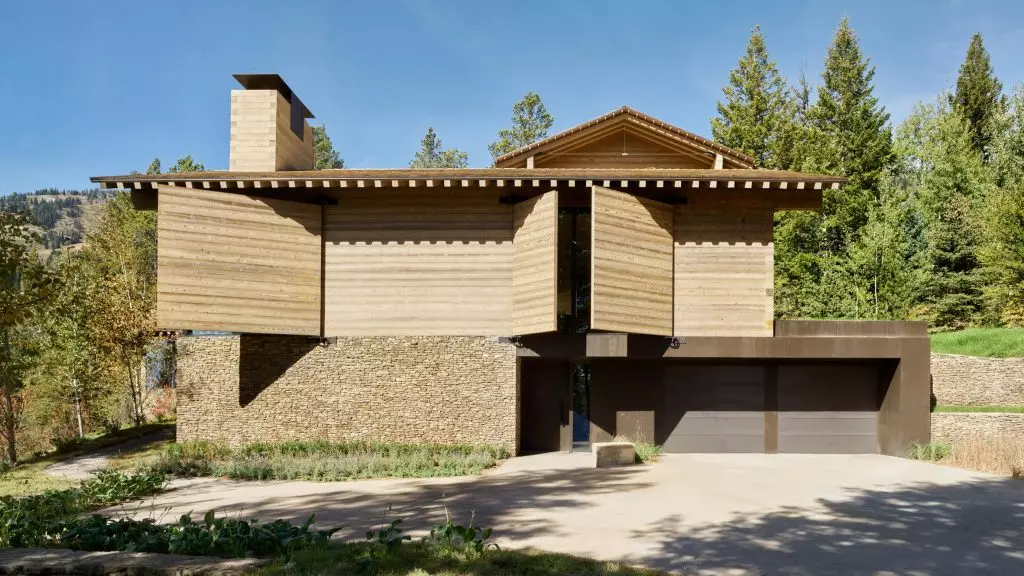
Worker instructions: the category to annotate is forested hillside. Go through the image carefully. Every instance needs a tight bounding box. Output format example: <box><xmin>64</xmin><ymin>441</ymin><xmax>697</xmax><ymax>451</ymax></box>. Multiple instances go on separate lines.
<box><xmin>0</xmin><ymin>189</ymin><xmax>114</xmax><ymax>249</ymax></box>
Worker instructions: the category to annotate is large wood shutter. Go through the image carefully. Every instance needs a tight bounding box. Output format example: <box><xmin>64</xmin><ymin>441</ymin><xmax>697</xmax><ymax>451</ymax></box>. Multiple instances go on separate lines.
<box><xmin>590</xmin><ymin>186</ymin><xmax>673</xmax><ymax>335</ymax></box>
<box><xmin>156</xmin><ymin>185</ymin><xmax>322</xmax><ymax>336</ymax></box>
<box><xmin>512</xmin><ymin>190</ymin><xmax>558</xmax><ymax>335</ymax></box>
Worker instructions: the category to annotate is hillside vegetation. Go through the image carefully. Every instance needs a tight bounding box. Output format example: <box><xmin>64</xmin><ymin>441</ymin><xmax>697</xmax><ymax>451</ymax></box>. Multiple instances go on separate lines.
<box><xmin>930</xmin><ymin>328</ymin><xmax>1024</xmax><ymax>358</ymax></box>
<box><xmin>0</xmin><ymin>189</ymin><xmax>113</xmax><ymax>250</ymax></box>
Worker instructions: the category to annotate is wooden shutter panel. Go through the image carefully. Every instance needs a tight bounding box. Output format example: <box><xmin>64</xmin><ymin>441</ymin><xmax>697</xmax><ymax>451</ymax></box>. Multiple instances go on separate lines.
<box><xmin>512</xmin><ymin>190</ymin><xmax>558</xmax><ymax>335</ymax></box>
<box><xmin>590</xmin><ymin>186</ymin><xmax>673</xmax><ymax>335</ymax></box>
<box><xmin>156</xmin><ymin>185</ymin><xmax>322</xmax><ymax>336</ymax></box>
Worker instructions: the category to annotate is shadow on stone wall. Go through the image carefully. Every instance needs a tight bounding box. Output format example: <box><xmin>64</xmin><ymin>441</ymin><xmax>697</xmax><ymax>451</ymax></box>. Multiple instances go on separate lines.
<box><xmin>238</xmin><ymin>335</ymin><xmax>318</xmax><ymax>407</ymax></box>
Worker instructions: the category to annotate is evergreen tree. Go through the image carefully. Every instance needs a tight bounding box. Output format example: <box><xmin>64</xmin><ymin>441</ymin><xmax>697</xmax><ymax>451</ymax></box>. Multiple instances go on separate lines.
<box><xmin>167</xmin><ymin>155</ymin><xmax>204</xmax><ymax>173</ymax></box>
<box><xmin>807</xmin><ymin>17</ymin><xmax>893</xmax><ymax>254</ymax></box>
<box><xmin>711</xmin><ymin>25</ymin><xmax>797</xmax><ymax>169</ymax></box>
<box><xmin>951</xmin><ymin>33</ymin><xmax>1006</xmax><ymax>160</ymax></box>
<box><xmin>993</xmin><ymin>84</ymin><xmax>1024</xmax><ymax>187</ymax></box>
<box><xmin>145</xmin><ymin>158</ymin><xmax>161</xmax><ymax>175</ymax></box>
<box><xmin>409</xmin><ymin>127</ymin><xmax>469</xmax><ymax>169</ymax></box>
<box><xmin>313</xmin><ymin>125</ymin><xmax>344</xmax><ymax>169</ymax></box>
<box><xmin>980</xmin><ymin>180</ymin><xmax>1024</xmax><ymax>326</ymax></box>
<box><xmin>488</xmin><ymin>92</ymin><xmax>554</xmax><ymax>161</ymax></box>
<box><xmin>906</xmin><ymin>100</ymin><xmax>991</xmax><ymax>329</ymax></box>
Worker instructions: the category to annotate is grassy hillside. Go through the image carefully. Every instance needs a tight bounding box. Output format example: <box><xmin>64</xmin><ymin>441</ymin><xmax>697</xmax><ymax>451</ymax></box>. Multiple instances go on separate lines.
<box><xmin>0</xmin><ymin>188</ymin><xmax>113</xmax><ymax>249</ymax></box>
<box><xmin>930</xmin><ymin>328</ymin><xmax>1024</xmax><ymax>358</ymax></box>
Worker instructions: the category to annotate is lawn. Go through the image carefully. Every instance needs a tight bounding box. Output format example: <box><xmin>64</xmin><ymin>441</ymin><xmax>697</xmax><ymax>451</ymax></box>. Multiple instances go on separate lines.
<box><xmin>258</xmin><ymin>542</ymin><xmax>667</xmax><ymax>576</ymax></box>
<box><xmin>930</xmin><ymin>327</ymin><xmax>1024</xmax><ymax>357</ymax></box>
<box><xmin>933</xmin><ymin>405</ymin><xmax>1024</xmax><ymax>413</ymax></box>
<box><xmin>136</xmin><ymin>440</ymin><xmax>510</xmax><ymax>481</ymax></box>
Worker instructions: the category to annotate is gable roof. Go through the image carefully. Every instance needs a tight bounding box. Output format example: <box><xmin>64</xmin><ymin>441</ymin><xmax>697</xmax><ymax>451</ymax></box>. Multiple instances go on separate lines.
<box><xmin>493</xmin><ymin>106</ymin><xmax>756</xmax><ymax>169</ymax></box>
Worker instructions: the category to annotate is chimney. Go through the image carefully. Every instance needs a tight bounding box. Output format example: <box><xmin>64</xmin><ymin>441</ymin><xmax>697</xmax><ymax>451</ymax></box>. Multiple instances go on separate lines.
<box><xmin>229</xmin><ymin>74</ymin><xmax>314</xmax><ymax>172</ymax></box>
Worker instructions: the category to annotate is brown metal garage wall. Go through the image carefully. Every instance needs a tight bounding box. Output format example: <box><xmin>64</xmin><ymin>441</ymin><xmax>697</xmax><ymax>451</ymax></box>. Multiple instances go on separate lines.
<box><xmin>519</xmin><ymin>359</ymin><xmax>571</xmax><ymax>453</ymax></box>
<box><xmin>580</xmin><ymin>359</ymin><xmax>886</xmax><ymax>454</ymax></box>
<box><xmin>661</xmin><ymin>364</ymin><xmax>766</xmax><ymax>453</ymax></box>
<box><xmin>777</xmin><ymin>364</ymin><xmax>881</xmax><ymax>454</ymax></box>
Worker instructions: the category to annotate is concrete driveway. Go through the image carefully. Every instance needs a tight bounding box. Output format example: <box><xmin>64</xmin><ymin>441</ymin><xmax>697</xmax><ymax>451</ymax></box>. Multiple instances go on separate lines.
<box><xmin>112</xmin><ymin>453</ymin><xmax>1024</xmax><ymax>575</ymax></box>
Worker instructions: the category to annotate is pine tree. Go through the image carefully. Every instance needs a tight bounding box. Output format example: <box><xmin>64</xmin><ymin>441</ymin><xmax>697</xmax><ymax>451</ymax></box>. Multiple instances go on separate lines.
<box><xmin>907</xmin><ymin>100</ymin><xmax>991</xmax><ymax>329</ymax></box>
<box><xmin>313</xmin><ymin>125</ymin><xmax>344</xmax><ymax>169</ymax></box>
<box><xmin>488</xmin><ymin>92</ymin><xmax>554</xmax><ymax>161</ymax></box>
<box><xmin>980</xmin><ymin>180</ymin><xmax>1024</xmax><ymax>325</ymax></box>
<box><xmin>951</xmin><ymin>33</ymin><xmax>1006</xmax><ymax>160</ymax></box>
<box><xmin>409</xmin><ymin>127</ymin><xmax>469</xmax><ymax>169</ymax></box>
<box><xmin>167</xmin><ymin>155</ymin><xmax>204</xmax><ymax>173</ymax></box>
<box><xmin>145</xmin><ymin>158</ymin><xmax>161</xmax><ymax>175</ymax></box>
<box><xmin>711</xmin><ymin>25</ymin><xmax>797</xmax><ymax>169</ymax></box>
<box><xmin>993</xmin><ymin>84</ymin><xmax>1024</xmax><ymax>187</ymax></box>
<box><xmin>807</xmin><ymin>17</ymin><xmax>893</xmax><ymax>254</ymax></box>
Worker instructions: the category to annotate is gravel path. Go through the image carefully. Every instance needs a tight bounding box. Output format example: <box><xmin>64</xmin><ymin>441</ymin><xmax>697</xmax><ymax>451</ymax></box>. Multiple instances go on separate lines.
<box><xmin>45</xmin><ymin>428</ymin><xmax>173</xmax><ymax>480</ymax></box>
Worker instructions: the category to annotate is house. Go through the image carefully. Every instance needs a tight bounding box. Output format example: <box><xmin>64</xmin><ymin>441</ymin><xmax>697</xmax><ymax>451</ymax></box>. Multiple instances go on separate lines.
<box><xmin>91</xmin><ymin>75</ymin><xmax>930</xmax><ymax>456</ymax></box>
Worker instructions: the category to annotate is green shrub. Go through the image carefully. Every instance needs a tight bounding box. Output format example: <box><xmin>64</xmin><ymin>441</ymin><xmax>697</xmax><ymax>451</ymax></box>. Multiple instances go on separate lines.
<box><xmin>633</xmin><ymin>442</ymin><xmax>663</xmax><ymax>464</ymax></box>
<box><xmin>147</xmin><ymin>441</ymin><xmax>509</xmax><ymax>482</ymax></box>
<box><xmin>0</xmin><ymin>470</ymin><xmax>166</xmax><ymax>548</ymax></box>
<box><xmin>58</xmin><ymin>510</ymin><xmax>341</xmax><ymax>559</ymax></box>
<box><xmin>422</xmin><ymin>510</ymin><xmax>498</xmax><ymax>556</ymax></box>
<box><xmin>907</xmin><ymin>441</ymin><xmax>952</xmax><ymax>461</ymax></box>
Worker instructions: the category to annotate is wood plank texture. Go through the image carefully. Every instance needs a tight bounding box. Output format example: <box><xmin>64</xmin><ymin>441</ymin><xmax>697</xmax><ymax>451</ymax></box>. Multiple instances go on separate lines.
<box><xmin>156</xmin><ymin>185</ymin><xmax>322</xmax><ymax>335</ymax></box>
<box><xmin>590</xmin><ymin>186</ymin><xmax>674</xmax><ymax>335</ymax></box>
<box><xmin>229</xmin><ymin>90</ymin><xmax>313</xmax><ymax>172</ymax></box>
<box><xmin>323</xmin><ymin>189</ymin><xmax>513</xmax><ymax>336</ymax></box>
<box><xmin>674</xmin><ymin>208</ymin><xmax>773</xmax><ymax>337</ymax></box>
<box><xmin>535</xmin><ymin>130</ymin><xmax>710</xmax><ymax>169</ymax></box>
<box><xmin>512</xmin><ymin>190</ymin><xmax>558</xmax><ymax>335</ymax></box>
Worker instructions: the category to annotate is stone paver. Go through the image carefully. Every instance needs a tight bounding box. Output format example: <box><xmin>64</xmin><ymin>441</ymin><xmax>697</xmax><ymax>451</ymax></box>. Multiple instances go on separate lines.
<box><xmin>112</xmin><ymin>454</ymin><xmax>1024</xmax><ymax>575</ymax></box>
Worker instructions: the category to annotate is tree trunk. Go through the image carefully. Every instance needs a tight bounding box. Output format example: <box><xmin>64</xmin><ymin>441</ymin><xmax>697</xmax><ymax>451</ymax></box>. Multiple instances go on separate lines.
<box><xmin>75</xmin><ymin>387</ymin><xmax>84</xmax><ymax>439</ymax></box>
<box><xmin>2</xmin><ymin>386</ymin><xmax>17</xmax><ymax>465</ymax></box>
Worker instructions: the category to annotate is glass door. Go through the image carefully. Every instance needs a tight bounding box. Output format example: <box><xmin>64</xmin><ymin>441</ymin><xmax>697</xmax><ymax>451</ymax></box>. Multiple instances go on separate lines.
<box><xmin>571</xmin><ymin>363</ymin><xmax>591</xmax><ymax>450</ymax></box>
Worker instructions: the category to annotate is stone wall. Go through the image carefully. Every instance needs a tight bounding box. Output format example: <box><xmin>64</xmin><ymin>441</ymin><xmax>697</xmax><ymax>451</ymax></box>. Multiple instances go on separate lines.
<box><xmin>176</xmin><ymin>335</ymin><xmax>519</xmax><ymax>451</ymax></box>
<box><xmin>931</xmin><ymin>412</ymin><xmax>1024</xmax><ymax>443</ymax></box>
<box><xmin>931</xmin><ymin>353</ymin><xmax>1024</xmax><ymax>406</ymax></box>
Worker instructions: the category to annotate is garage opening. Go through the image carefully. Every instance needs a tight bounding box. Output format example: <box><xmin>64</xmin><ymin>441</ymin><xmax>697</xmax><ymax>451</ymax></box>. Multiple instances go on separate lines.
<box><xmin>575</xmin><ymin>359</ymin><xmax>890</xmax><ymax>454</ymax></box>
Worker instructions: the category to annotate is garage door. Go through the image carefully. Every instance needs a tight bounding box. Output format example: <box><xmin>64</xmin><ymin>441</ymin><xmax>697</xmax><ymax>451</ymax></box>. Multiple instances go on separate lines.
<box><xmin>662</xmin><ymin>365</ymin><xmax>766</xmax><ymax>453</ymax></box>
<box><xmin>778</xmin><ymin>364</ymin><xmax>879</xmax><ymax>454</ymax></box>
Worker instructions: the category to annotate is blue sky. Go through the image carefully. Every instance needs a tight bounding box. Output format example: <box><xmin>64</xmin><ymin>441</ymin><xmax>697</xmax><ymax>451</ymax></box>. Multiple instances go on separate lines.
<box><xmin>1</xmin><ymin>0</ymin><xmax>1022</xmax><ymax>193</ymax></box>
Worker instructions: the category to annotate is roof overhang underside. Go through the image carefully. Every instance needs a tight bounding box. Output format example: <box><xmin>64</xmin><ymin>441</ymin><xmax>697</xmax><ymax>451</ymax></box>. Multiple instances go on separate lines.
<box><xmin>92</xmin><ymin>168</ymin><xmax>844</xmax><ymax>192</ymax></box>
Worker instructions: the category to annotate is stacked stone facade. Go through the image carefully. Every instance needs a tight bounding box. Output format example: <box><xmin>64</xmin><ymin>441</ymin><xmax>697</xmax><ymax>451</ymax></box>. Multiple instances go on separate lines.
<box><xmin>176</xmin><ymin>335</ymin><xmax>518</xmax><ymax>451</ymax></box>
<box><xmin>931</xmin><ymin>412</ymin><xmax>1024</xmax><ymax>443</ymax></box>
<box><xmin>931</xmin><ymin>353</ymin><xmax>1024</xmax><ymax>406</ymax></box>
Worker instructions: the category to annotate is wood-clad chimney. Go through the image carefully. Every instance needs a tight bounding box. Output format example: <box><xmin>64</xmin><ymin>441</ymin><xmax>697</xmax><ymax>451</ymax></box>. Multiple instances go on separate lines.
<box><xmin>229</xmin><ymin>74</ymin><xmax>315</xmax><ymax>172</ymax></box>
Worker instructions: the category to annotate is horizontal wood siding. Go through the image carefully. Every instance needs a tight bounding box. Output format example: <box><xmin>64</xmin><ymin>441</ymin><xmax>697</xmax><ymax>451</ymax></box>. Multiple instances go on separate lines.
<box><xmin>273</xmin><ymin>92</ymin><xmax>314</xmax><ymax>171</ymax></box>
<box><xmin>323</xmin><ymin>189</ymin><xmax>513</xmax><ymax>336</ymax></box>
<box><xmin>513</xmin><ymin>190</ymin><xmax>558</xmax><ymax>335</ymax></box>
<box><xmin>591</xmin><ymin>186</ymin><xmax>674</xmax><ymax>335</ymax></box>
<box><xmin>536</xmin><ymin>130</ymin><xmax>710</xmax><ymax>169</ymax></box>
<box><xmin>156</xmin><ymin>185</ymin><xmax>322</xmax><ymax>335</ymax></box>
<box><xmin>674</xmin><ymin>208</ymin><xmax>773</xmax><ymax>337</ymax></box>
<box><xmin>229</xmin><ymin>90</ymin><xmax>278</xmax><ymax>172</ymax></box>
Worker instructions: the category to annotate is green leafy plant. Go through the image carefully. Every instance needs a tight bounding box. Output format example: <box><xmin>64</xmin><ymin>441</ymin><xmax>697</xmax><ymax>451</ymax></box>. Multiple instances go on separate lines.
<box><xmin>57</xmin><ymin>510</ymin><xmax>341</xmax><ymax>559</ymax></box>
<box><xmin>366</xmin><ymin>506</ymin><xmax>410</xmax><ymax>555</ymax></box>
<box><xmin>0</xmin><ymin>470</ymin><xmax>166</xmax><ymax>548</ymax></box>
<box><xmin>423</xmin><ymin>508</ymin><xmax>498</xmax><ymax>555</ymax></box>
<box><xmin>907</xmin><ymin>441</ymin><xmax>952</xmax><ymax>461</ymax></box>
<box><xmin>633</xmin><ymin>442</ymin><xmax>663</xmax><ymax>464</ymax></box>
